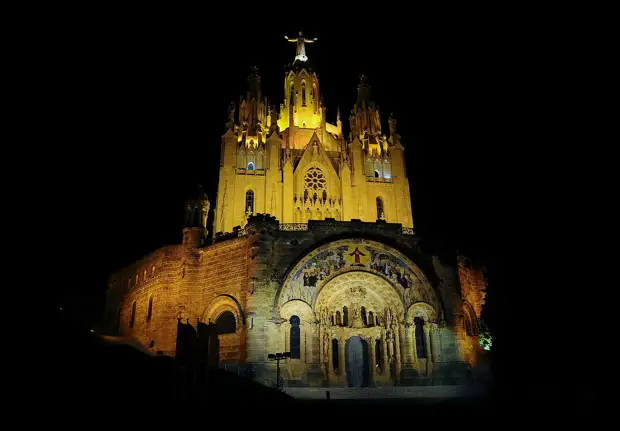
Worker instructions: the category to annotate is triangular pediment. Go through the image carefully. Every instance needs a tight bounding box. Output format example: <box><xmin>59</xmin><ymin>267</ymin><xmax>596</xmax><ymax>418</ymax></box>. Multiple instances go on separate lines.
<box><xmin>294</xmin><ymin>131</ymin><xmax>339</xmax><ymax>179</ymax></box>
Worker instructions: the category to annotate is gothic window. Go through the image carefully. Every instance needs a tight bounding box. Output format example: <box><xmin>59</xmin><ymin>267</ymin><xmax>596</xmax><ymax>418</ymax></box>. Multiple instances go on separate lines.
<box><xmin>129</xmin><ymin>301</ymin><xmax>136</xmax><ymax>328</ymax></box>
<box><xmin>375</xmin><ymin>339</ymin><xmax>382</xmax><ymax>370</ymax></box>
<box><xmin>376</xmin><ymin>315</ymin><xmax>380</xmax><ymax>326</ymax></box>
<box><xmin>136</xmin><ymin>273</ymin><xmax>139</xmax><ymax>284</ymax></box>
<box><xmin>368</xmin><ymin>311</ymin><xmax>374</xmax><ymax>327</ymax></box>
<box><xmin>361</xmin><ymin>306</ymin><xmax>367</xmax><ymax>326</ymax></box>
<box><xmin>290</xmin><ymin>315</ymin><xmax>301</xmax><ymax>359</ymax></box>
<box><xmin>301</xmin><ymin>82</ymin><xmax>306</xmax><ymax>106</ymax></box>
<box><xmin>374</xmin><ymin>170</ymin><xmax>379</xmax><ymax>178</ymax></box>
<box><xmin>343</xmin><ymin>306</ymin><xmax>349</xmax><ymax>327</ymax></box>
<box><xmin>216</xmin><ymin>311</ymin><xmax>236</xmax><ymax>334</ymax></box>
<box><xmin>245</xmin><ymin>190</ymin><xmax>254</xmax><ymax>214</ymax></box>
<box><xmin>146</xmin><ymin>296</ymin><xmax>153</xmax><ymax>321</ymax></box>
<box><xmin>304</xmin><ymin>167</ymin><xmax>327</xmax><ymax>193</ymax></box>
<box><xmin>332</xmin><ymin>339</ymin><xmax>340</xmax><ymax>372</ymax></box>
<box><xmin>322</xmin><ymin>190</ymin><xmax>327</xmax><ymax>202</ymax></box>
<box><xmin>152</xmin><ymin>266</ymin><xmax>156</xmax><ymax>277</ymax></box>
<box><xmin>247</xmin><ymin>162</ymin><xmax>255</xmax><ymax>170</ymax></box>
<box><xmin>376</xmin><ymin>197</ymin><xmax>384</xmax><ymax>220</ymax></box>
<box><xmin>143</xmin><ymin>270</ymin><xmax>147</xmax><ymax>280</ymax></box>
<box><xmin>330</xmin><ymin>314</ymin><xmax>334</xmax><ymax>326</ymax></box>
<box><xmin>414</xmin><ymin>317</ymin><xmax>427</xmax><ymax>359</ymax></box>
<box><xmin>336</xmin><ymin>311</ymin><xmax>342</xmax><ymax>326</ymax></box>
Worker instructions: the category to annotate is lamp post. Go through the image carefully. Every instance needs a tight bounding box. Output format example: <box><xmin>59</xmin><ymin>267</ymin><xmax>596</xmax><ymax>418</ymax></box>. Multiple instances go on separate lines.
<box><xmin>268</xmin><ymin>352</ymin><xmax>291</xmax><ymax>392</ymax></box>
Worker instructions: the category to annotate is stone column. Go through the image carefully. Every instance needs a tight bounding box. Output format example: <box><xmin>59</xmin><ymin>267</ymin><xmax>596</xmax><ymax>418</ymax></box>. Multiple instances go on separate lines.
<box><xmin>394</xmin><ymin>324</ymin><xmax>402</xmax><ymax>384</ymax></box>
<box><xmin>430</xmin><ymin>323</ymin><xmax>441</xmax><ymax>372</ymax></box>
<box><xmin>411</xmin><ymin>324</ymin><xmax>419</xmax><ymax>371</ymax></box>
<box><xmin>424</xmin><ymin>324</ymin><xmax>433</xmax><ymax>375</ymax></box>
<box><xmin>400</xmin><ymin>322</ymin><xmax>413</xmax><ymax>369</ymax></box>
<box><xmin>369</xmin><ymin>336</ymin><xmax>377</xmax><ymax>386</ymax></box>
<box><xmin>382</xmin><ymin>333</ymin><xmax>389</xmax><ymax>376</ymax></box>
<box><xmin>339</xmin><ymin>337</ymin><xmax>346</xmax><ymax>382</ymax></box>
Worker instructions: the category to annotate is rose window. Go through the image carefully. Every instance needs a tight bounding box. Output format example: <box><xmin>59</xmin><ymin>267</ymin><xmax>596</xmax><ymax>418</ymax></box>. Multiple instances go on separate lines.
<box><xmin>304</xmin><ymin>168</ymin><xmax>326</xmax><ymax>191</ymax></box>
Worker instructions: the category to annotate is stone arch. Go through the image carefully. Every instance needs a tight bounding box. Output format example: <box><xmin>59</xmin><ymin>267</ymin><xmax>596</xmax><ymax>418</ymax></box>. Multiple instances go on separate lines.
<box><xmin>405</xmin><ymin>301</ymin><xmax>437</xmax><ymax>324</ymax></box>
<box><xmin>462</xmin><ymin>300</ymin><xmax>479</xmax><ymax>335</ymax></box>
<box><xmin>275</xmin><ymin>238</ymin><xmax>438</xmax><ymax>313</ymax></box>
<box><xmin>315</xmin><ymin>270</ymin><xmax>405</xmax><ymax>320</ymax></box>
<box><xmin>202</xmin><ymin>294</ymin><xmax>245</xmax><ymax>328</ymax></box>
<box><xmin>280</xmin><ymin>300</ymin><xmax>315</xmax><ymax>376</ymax></box>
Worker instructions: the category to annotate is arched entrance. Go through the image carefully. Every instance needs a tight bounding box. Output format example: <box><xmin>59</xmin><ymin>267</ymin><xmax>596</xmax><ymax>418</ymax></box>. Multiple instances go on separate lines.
<box><xmin>346</xmin><ymin>336</ymin><xmax>369</xmax><ymax>387</ymax></box>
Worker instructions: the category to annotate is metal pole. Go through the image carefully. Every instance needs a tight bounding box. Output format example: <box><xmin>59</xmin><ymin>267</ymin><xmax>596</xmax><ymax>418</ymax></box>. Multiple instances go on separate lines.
<box><xmin>276</xmin><ymin>358</ymin><xmax>281</xmax><ymax>391</ymax></box>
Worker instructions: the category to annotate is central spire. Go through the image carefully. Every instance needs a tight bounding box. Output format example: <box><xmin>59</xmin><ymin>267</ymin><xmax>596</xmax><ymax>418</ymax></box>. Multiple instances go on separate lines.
<box><xmin>284</xmin><ymin>31</ymin><xmax>317</xmax><ymax>63</ymax></box>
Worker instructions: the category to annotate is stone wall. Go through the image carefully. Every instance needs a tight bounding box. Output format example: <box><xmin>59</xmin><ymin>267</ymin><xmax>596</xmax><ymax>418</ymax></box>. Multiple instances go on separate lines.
<box><xmin>106</xmin><ymin>234</ymin><xmax>252</xmax><ymax>361</ymax></box>
<box><xmin>105</xmin><ymin>245</ymin><xmax>185</xmax><ymax>355</ymax></box>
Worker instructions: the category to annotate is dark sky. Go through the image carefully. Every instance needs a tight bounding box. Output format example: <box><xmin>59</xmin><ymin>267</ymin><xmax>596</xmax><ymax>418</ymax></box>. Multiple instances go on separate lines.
<box><xmin>50</xmin><ymin>14</ymin><xmax>516</xmax><ymax>325</ymax></box>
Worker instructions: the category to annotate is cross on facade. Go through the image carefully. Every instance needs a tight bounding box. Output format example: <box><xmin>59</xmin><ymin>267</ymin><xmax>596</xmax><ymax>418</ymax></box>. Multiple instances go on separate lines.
<box><xmin>349</xmin><ymin>247</ymin><xmax>366</xmax><ymax>264</ymax></box>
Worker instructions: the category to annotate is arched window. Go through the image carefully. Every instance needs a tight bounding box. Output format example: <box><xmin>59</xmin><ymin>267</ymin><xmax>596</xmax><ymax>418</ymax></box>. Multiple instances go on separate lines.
<box><xmin>368</xmin><ymin>311</ymin><xmax>374</xmax><ymax>327</ymax></box>
<box><xmin>336</xmin><ymin>311</ymin><xmax>342</xmax><ymax>326</ymax></box>
<box><xmin>290</xmin><ymin>315</ymin><xmax>301</xmax><ymax>359</ymax></box>
<box><xmin>414</xmin><ymin>317</ymin><xmax>426</xmax><ymax>358</ymax></box>
<box><xmin>330</xmin><ymin>314</ymin><xmax>334</xmax><ymax>326</ymax></box>
<box><xmin>216</xmin><ymin>311</ymin><xmax>236</xmax><ymax>334</ymax></box>
<box><xmin>375</xmin><ymin>339</ymin><xmax>382</xmax><ymax>370</ymax></box>
<box><xmin>361</xmin><ymin>306</ymin><xmax>367</xmax><ymax>326</ymax></box>
<box><xmin>301</xmin><ymin>82</ymin><xmax>306</xmax><ymax>106</ymax></box>
<box><xmin>332</xmin><ymin>339</ymin><xmax>340</xmax><ymax>372</ymax></box>
<box><xmin>143</xmin><ymin>270</ymin><xmax>147</xmax><ymax>280</ymax></box>
<box><xmin>376</xmin><ymin>315</ymin><xmax>380</xmax><ymax>326</ymax></box>
<box><xmin>374</xmin><ymin>170</ymin><xmax>379</xmax><ymax>178</ymax></box>
<box><xmin>343</xmin><ymin>306</ymin><xmax>349</xmax><ymax>327</ymax></box>
<box><xmin>146</xmin><ymin>296</ymin><xmax>153</xmax><ymax>321</ymax></box>
<box><xmin>247</xmin><ymin>162</ymin><xmax>255</xmax><ymax>170</ymax></box>
<box><xmin>245</xmin><ymin>190</ymin><xmax>254</xmax><ymax>214</ymax></box>
<box><xmin>151</xmin><ymin>266</ymin><xmax>156</xmax><ymax>276</ymax></box>
<box><xmin>129</xmin><ymin>301</ymin><xmax>136</xmax><ymax>328</ymax></box>
<box><xmin>376</xmin><ymin>197</ymin><xmax>384</xmax><ymax>220</ymax></box>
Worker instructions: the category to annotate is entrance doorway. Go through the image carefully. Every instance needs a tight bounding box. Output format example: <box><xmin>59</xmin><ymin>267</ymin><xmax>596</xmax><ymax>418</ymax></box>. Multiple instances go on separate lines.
<box><xmin>345</xmin><ymin>336</ymin><xmax>369</xmax><ymax>387</ymax></box>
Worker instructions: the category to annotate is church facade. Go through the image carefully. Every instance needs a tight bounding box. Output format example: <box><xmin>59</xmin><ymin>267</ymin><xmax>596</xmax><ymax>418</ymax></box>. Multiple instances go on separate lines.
<box><xmin>104</xmin><ymin>35</ymin><xmax>487</xmax><ymax>388</ymax></box>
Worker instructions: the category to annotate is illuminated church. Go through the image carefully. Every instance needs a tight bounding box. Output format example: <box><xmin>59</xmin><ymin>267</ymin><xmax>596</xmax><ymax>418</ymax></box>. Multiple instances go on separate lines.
<box><xmin>104</xmin><ymin>33</ymin><xmax>487</xmax><ymax>390</ymax></box>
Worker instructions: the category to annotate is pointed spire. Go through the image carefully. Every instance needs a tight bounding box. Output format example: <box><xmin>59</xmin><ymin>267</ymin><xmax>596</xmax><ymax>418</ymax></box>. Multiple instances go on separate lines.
<box><xmin>388</xmin><ymin>112</ymin><xmax>397</xmax><ymax>135</ymax></box>
<box><xmin>269</xmin><ymin>104</ymin><xmax>280</xmax><ymax>136</ymax></box>
<box><xmin>225</xmin><ymin>102</ymin><xmax>236</xmax><ymax>131</ymax></box>
<box><xmin>356</xmin><ymin>74</ymin><xmax>373</xmax><ymax>108</ymax></box>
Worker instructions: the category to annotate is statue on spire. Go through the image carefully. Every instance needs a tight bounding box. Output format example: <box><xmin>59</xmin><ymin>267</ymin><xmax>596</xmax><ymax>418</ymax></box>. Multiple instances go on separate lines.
<box><xmin>284</xmin><ymin>31</ymin><xmax>317</xmax><ymax>62</ymax></box>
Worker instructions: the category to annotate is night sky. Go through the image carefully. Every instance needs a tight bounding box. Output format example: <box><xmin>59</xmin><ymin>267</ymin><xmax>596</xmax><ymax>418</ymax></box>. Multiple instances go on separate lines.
<box><xmin>51</xmin><ymin>17</ymin><xmax>511</xmax><ymax>327</ymax></box>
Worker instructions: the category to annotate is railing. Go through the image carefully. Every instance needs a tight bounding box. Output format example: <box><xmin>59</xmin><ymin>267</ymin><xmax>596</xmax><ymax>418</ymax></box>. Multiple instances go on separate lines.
<box><xmin>402</xmin><ymin>227</ymin><xmax>415</xmax><ymax>235</ymax></box>
<box><xmin>279</xmin><ymin>223</ymin><xmax>308</xmax><ymax>232</ymax></box>
<box><xmin>236</xmin><ymin>168</ymin><xmax>266</xmax><ymax>176</ymax></box>
<box><xmin>366</xmin><ymin>176</ymin><xmax>392</xmax><ymax>183</ymax></box>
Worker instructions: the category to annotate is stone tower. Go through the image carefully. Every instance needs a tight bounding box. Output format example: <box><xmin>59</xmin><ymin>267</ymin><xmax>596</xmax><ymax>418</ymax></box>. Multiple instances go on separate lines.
<box><xmin>182</xmin><ymin>184</ymin><xmax>210</xmax><ymax>248</ymax></box>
